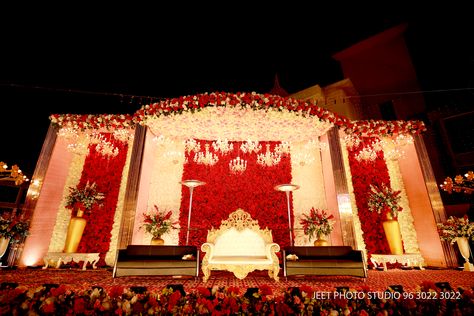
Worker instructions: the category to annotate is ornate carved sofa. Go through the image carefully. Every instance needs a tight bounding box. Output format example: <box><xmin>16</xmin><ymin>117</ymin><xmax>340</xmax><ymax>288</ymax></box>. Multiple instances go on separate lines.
<box><xmin>201</xmin><ymin>209</ymin><xmax>280</xmax><ymax>282</ymax></box>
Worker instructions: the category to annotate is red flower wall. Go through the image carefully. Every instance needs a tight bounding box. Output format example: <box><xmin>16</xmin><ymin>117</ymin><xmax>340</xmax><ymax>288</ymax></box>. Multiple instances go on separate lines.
<box><xmin>179</xmin><ymin>140</ymin><xmax>293</xmax><ymax>249</ymax></box>
<box><xmin>76</xmin><ymin>134</ymin><xmax>128</xmax><ymax>265</ymax></box>
<box><xmin>347</xmin><ymin>138</ymin><xmax>392</xmax><ymax>260</ymax></box>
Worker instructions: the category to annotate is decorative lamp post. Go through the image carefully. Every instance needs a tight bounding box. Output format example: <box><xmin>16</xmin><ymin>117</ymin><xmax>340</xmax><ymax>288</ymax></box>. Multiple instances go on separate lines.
<box><xmin>180</xmin><ymin>180</ymin><xmax>206</xmax><ymax>245</ymax></box>
<box><xmin>274</xmin><ymin>184</ymin><xmax>300</xmax><ymax>246</ymax></box>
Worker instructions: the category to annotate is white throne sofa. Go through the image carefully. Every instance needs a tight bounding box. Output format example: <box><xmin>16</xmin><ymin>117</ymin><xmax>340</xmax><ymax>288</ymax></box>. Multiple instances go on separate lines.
<box><xmin>201</xmin><ymin>209</ymin><xmax>280</xmax><ymax>282</ymax></box>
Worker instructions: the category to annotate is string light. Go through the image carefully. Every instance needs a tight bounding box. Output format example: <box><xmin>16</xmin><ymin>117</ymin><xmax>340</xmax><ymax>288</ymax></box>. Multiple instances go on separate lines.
<box><xmin>6</xmin><ymin>83</ymin><xmax>473</xmax><ymax>108</ymax></box>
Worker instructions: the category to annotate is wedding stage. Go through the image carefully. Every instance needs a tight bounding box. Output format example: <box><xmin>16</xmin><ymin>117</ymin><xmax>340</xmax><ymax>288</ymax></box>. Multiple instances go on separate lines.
<box><xmin>13</xmin><ymin>90</ymin><xmax>463</xmax><ymax>316</ymax></box>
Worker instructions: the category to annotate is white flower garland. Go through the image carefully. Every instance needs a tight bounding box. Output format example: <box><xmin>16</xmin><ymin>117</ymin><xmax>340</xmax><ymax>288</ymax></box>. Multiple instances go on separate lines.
<box><xmin>385</xmin><ymin>153</ymin><xmax>421</xmax><ymax>254</ymax></box>
<box><xmin>48</xmin><ymin>136</ymin><xmax>89</xmax><ymax>252</ymax></box>
<box><xmin>105</xmin><ymin>135</ymin><xmax>134</xmax><ymax>265</ymax></box>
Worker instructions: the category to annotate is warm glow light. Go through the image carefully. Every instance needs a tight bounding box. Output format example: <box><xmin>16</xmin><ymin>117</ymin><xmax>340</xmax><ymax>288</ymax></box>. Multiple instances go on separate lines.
<box><xmin>337</xmin><ymin>194</ymin><xmax>352</xmax><ymax>214</ymax></box>
<box><xmin>180</xmin><ymin>180</ymin><xmax>206</xmax><ymax>188</ymax></box>
<box><xmin>21</xmin><ymin>250</ymin><xmax>43</xmax><ymax>267</ymax></box>
<box><xmin>274</xmin><ymin>184</ymin><xmax>300</xmax><ymax>192</ymax></box>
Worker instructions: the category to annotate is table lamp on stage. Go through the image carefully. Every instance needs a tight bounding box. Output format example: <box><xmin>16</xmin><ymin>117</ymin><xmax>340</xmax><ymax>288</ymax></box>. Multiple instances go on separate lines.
<box><xmin>180</xmin><ymin>180</ymin><xmax>206</xmax><ymax>245</ymax></box>
<box><xmin>274</xmin><ymin>184</ymin><xmax>300</xmax><ymax>246</ymax></box>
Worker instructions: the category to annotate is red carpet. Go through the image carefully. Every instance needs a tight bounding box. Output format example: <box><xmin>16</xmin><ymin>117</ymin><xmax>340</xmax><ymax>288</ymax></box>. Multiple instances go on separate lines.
<box><xmin>2</xmin><ymin>268</ymin><xmax>474</xmax><ymax>315</ymax></box>
<box><xmin>1</xmin><ymin>267</ymin><xmax>473</xmax><ymax>294</ymax></box>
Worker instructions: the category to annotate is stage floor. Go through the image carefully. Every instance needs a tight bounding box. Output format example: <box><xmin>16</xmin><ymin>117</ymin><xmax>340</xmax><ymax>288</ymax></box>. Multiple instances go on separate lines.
<box><xmin>1</xmin><ymin>267</ymin><xmax>473</xmax><ymax>294</ymax></box>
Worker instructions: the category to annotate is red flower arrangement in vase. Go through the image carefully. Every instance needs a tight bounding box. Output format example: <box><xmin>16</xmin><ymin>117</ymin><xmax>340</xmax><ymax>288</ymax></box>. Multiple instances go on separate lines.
<box><xmin>367</xmin><ymin>184</ymin><xmax>403</xmax><ymax>220</ymax></box>
<box><xmin>64</xmin><ymin>181</ymin><xmax>105</xmax><ymax>216</ymax></box>
<box><xmin>367</xmin><ymin>183</ymin><xmax>404</xmax><ymax>254</ymax></box>
<box><xmin>140</xmin><ymin>205</ymin><xmax>178</xmax><ymax>245</ymax></box>
<box><xmin>300</xmin><ymin>208</ymin><xmax>335</xmax><ymax>246</ymax></box>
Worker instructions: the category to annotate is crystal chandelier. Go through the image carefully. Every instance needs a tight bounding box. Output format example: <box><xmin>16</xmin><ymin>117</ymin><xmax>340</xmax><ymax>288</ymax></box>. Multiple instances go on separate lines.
<box><xmin>342</xmin><ymin>133</ymin><xmax>361</xmax><ymax>149</ymax></box>
<box><xmin>164</xmin><ymin>151</ymin><xmax>188</xmax><ymax>164</ymax></box>
<box><xmin>194</xmin><ymin>144</ymin><xmax>219</xmax><ymax>166</ymax></box>
<box><xmin>90</xmin><ymin>134</ymin><xmax>119</xmax><ymax>157</ymax></box>
<box><xmin>229</xmin><ymin>156</ymin><xmax>247</xmax><ymax>174</ymax></box>
<box><xmin>304</xmin><ymin>139</ymin><xmax>328</xmax><ymax>151</ymax></box>
<box><xmin>212</xmin><ymin>138</ymin><xmax>233</xmax><ymax>154</ymax></box>
<box><xmin>257</xmin><ymin>144</ymin><xmax>281</xmax><ymax>167</ymax></box>
<box><xmin>113</xmin><ymin>129</ymin><xmax>134</xmax><ymax>143</ymax></box>
<box><xmin>378</xmin><ymin>135</ymin><xmax>414</xmax><ymax>161</ymax></box>
<box><xmin>58</xmin><ymin>127</ymin><xmax>88</xmax><ymax>154</ymax></box>
<box><xmin>153</xmin><ymin>135</ymin><xmax>173</xmax><ymax>147</ymax></box>
<box><xmin>95</xmin><ymin>141</ymin><xmax>119</xmax><ymax>157</ymax></box>
<box><xmin>275</xmin><ymin>141</ymin><xmax>291</xmax><ymax>155</ymax></box>
<box><xmin>240</xmin><ymin>140</ymin><xmax>262</xmax><ymax>154</ymax></box>
<box><xmin>355</xmin><ymin>146</ymin><xmax>378</xmax><ymax>162</ymax></box>
<box><xmin>394</xmin><ymin>134</ymin><xmax>414</xmax><ymax>147</ymax></box>
<box><xmin>184</xmin><ymin>138</ymin><xmax>201</xmax><ymax>153</ymax></box>
<box><xmin>66</xmin><ymin>141</ymin><xmax>89</xmax><ymax>154</ymax></box>
<box><xmin>291</xmin><ymin>152</ymin><xmax>315</xmax><ymax>166</ymax></box>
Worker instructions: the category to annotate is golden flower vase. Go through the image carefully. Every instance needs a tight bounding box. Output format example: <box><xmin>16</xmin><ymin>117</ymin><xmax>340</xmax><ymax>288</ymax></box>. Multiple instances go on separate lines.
<box><xmin>313</xmin><ymin>234</ymin><xmax>329</xmax><ymax>246</ymax></box>
<box><xmin>151</xmin><ymin>236</ymin><xmax>164</xmax><ymax>245</ymax></box>
<box><xmin>64</xmin><ymin>209</ymin><xmax>87</xmax><ymax>253</ymax></box>
<box><xmin>382</xmin><ymin>215</ymin><xmax>403</xmax><ymax>255</ymax></box>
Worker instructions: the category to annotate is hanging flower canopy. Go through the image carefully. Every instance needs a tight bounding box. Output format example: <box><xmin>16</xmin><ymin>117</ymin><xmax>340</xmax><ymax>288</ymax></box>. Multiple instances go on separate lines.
<box><xmin>48</xmin><ymin>92</ymin><xmax>427</xmax><ymax>139</ymax></box>
<box><xmin>134</xmin><ymin>92</ymin><xmax>346</xmax><ymax>142</ymax></box>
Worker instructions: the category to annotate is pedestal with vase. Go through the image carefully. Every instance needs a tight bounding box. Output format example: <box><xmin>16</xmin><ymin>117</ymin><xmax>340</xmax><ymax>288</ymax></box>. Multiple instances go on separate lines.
<box><xmin>64</xmin><ymin>209</ymin><xmax>87</xmax><ymax>253</ymax></box>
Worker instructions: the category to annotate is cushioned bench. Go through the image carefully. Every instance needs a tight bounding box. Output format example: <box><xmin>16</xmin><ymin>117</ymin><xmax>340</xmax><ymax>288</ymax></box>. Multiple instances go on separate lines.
<box><xmin>283</xmin><ymin>246</ymin><xmax>367</xmax><ymax>278</ymax></box>
<box><xmin>113</xmin><ymin>245</ymin><xmax>199</xmax><ymax>278</ymax></box>
<box><xmin>201</xmin><ymin>209</ymin><xmax>280</xmax><ymax>282</ymax></box>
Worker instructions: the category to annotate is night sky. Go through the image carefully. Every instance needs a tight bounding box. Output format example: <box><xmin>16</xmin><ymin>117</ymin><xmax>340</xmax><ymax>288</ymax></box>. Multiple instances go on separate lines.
<box><xmin>1</xmin><ymin>7</ymin><xmax>473</xmax><ymax>176</ymax></box>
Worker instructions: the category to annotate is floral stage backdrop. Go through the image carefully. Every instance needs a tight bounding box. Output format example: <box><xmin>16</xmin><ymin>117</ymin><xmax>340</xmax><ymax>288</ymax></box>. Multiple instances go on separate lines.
<box><xmin>179</xmin><ymin>140</ymin><xmax>293</xmax><ymax>249</ymax></box>
<box><xmin>32</xmin><ymin>92</ymin><xmax>429</xmax><ymax>268</ymax></box>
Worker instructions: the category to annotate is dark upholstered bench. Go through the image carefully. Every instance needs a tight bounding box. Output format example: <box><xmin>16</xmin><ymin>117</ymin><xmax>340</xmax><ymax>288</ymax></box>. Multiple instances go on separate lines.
<box><xmin>283</xmin><ymin>246</ymin><xmax>367</xmax><ymax>278</ymax></box>
<box><xmin>113</xmin><ymin>245</ymin><xmax>199</xmax><ymax>278</ymax></box>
